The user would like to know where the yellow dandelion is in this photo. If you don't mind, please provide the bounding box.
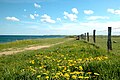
[63,73,70,78]
[68,60,73,62]
[94,73,99,76]
[66,78,70,80]
[37,75,41,78]
[67,69,70,72]
[72,75,77,79]
[61,54,64,57]
[77,58,82,61]
[84,76,89,79]
[78,76,84,79]
[75,71,83,74]
[79,66,83,70]
[104,56,108,59]
[56,72,61,76]
[45,76,49,79]
[74,61,76,63]
[30,60,35,64]
[97,57,101,60]
[57,60,61,62]
[53,75,59,79]
[90,58,94,61]
[70,72,74,75]
[87,72,92,74]
[62,66,67,72]
[64,57,66,60]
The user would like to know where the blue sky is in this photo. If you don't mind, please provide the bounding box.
[0,0,120,35]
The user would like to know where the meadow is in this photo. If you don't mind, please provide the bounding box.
[0,36,120,80]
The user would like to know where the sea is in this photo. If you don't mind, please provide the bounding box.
[0,35,65,43]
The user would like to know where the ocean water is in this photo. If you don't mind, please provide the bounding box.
[0,35,65,43]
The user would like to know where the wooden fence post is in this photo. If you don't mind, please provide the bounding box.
[84,33,86,40]
[107,27,112,51]
[93,30,96,43]
[81,34,84,39]
[76,35,80,40]
[87,32,89,42]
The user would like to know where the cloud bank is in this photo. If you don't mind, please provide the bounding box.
[6,17,20,21]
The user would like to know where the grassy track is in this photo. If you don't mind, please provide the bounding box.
[0,38,68,52]
[0,37,120,80]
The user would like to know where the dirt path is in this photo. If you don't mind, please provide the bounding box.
[0,41,68,56]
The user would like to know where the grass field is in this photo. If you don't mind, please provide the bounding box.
[0,37,120,80]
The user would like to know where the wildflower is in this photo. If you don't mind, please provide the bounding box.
[75,71,83,74]
[53,75,59,79]
[74,61,76,63]
[67,69,70,72]
[90,58,94,61]
[79,66,83,70]
[78,76,84,79]
[85,58,89,61]
[61,54,64,57]
[45,76,49,79]
[72,75,77,79]
[68,60,73,62]
[104,56,108,59]
[20,69,24,72]
[94,73,99,76]
[56,72,61,76]
[57,60,61,62]
[69,63,74,66]
[37,75,41,78]
[62,66,67,72]
[58,66,62,69]
[84,76,89,79]
[63,73,70,78]
[64,57,66,60]
[77,58,82,61]
[97,57,101,61]
[87,72,92,74]
[30,60,35,64]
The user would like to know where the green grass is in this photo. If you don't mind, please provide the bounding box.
[0,37,120,80]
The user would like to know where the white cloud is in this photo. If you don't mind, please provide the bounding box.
[107,9,114,14]
[34,3,41,8]
[30,14,35,19]
[72,8,78,14]
[41,14,56,23]
[6,17,20,21]
[84,10,94,15]
[57,18,61,21]
[29,13,39,19]
[107,8,120,15]
[64,11,77,21]
[86,16,109,20]
[34,14,39,17]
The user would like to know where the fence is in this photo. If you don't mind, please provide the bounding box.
[76,27,112,52]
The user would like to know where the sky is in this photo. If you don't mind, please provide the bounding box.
[0,0,120,35]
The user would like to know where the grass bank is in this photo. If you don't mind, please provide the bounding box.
[0,37,120,80]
